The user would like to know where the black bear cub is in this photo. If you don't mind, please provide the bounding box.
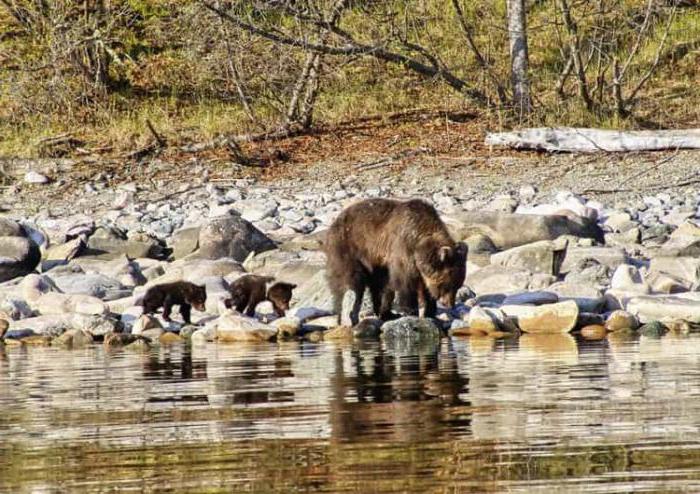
[141,281,207,324]
[224,275,296,317]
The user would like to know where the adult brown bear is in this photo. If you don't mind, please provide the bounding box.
[325,198,468,325]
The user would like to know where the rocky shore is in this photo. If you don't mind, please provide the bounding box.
[1,162,700,350]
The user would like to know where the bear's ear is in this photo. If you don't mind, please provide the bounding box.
[439,245,453,263]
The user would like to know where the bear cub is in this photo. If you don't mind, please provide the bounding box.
[141,281,207,325]
[224,275,296,317]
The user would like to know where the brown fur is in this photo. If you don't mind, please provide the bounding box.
[325,198,468,325]
[224,275,296,317]
[141,281,207,324]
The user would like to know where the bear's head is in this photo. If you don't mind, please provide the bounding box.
[267,282,297,317]
[185,284,207,312]
[416,240,468,308]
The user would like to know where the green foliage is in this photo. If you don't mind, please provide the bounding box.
[0,0,697,157]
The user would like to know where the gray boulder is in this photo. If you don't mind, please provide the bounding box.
[0,236,41,282]
[381,316,441,355]
[197,213,276,261]
[48,273,130,301]
[490,239,567,275]
[444,212,603,250]
[466,265,531,295]
[85,226,163,260]
[560,247,628,275]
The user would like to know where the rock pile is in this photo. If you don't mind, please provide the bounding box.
[0,180,699,349]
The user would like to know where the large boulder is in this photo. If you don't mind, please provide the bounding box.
[20,273,61,302]
[169,226,201,260]
[490,239,567,275]
[560,247,628,275]
[0,218,41,282]
[546,282,605,313]
[48,273,130,301]
[84,226,163,260]
[243,249,326,286]
[197,213,276,261]
[649,257,700,286]
[33,292,109,316]
[41,237,84,271]
[380,316,442,355]
[444,212,603,250]
[627,295,700,324]
[466,265,531,295]
[500,300,579,334]
[8,313,120,337]
[216,312,277,342]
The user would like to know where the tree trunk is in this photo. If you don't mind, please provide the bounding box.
[506,0,531,116]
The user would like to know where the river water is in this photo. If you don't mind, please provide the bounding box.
[2,333,700,493]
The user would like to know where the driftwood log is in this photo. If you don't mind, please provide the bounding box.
[485,127,700,153]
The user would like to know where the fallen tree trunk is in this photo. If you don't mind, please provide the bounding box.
[485,127,700,153]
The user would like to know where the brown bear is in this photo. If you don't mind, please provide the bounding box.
[325,198,468,325]
[140,281,207,325]
[224,274,297,317]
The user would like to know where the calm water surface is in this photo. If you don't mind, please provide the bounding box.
[2,333,700,493]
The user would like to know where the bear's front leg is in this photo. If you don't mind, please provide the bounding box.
[180,303,192,324]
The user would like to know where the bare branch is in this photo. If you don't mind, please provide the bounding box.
[199,0,488,104]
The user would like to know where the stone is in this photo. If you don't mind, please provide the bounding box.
[216,313,277,342]
[0,236,41,282]
[485,195,518,213]
[55,329,93,348]
[605,310,639,331]
[49,273,129,301]
[560,247,628,275]
[564,259,611,288]
[231,199,278,222]
[272,316,302,339]
[490,239,567,275]
[159,332,183,344]
[605,229,640,247]
[644,271,691,294]
[444,212,603,250]
[577,312,605,328]
[132,314,163,335]
[468,306,508,332]
[169,226,201,260]
[353,318,382,338]
[86,226,162,260]
[658,235,700,257]
[519,184,537,201]
[381,316,442,355]
[33,292,109,316]
[610,265,650,294]
[24,171,49,184]
[42,238,84,271]
[627,295,700,324]
[323,326,353,340]
[0,218,23,237]
[580,325,607,340]
[502,291,559,306]
[638,321,667,338]
[197,213,276,262]
[605,212,633,232]
[649,257,700,286]
[500,300,579,334]
[20,274,61,302]
[191,326,216,344]
[0,299,31,322]
[466,265,531,296]
[546,282,605,313]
